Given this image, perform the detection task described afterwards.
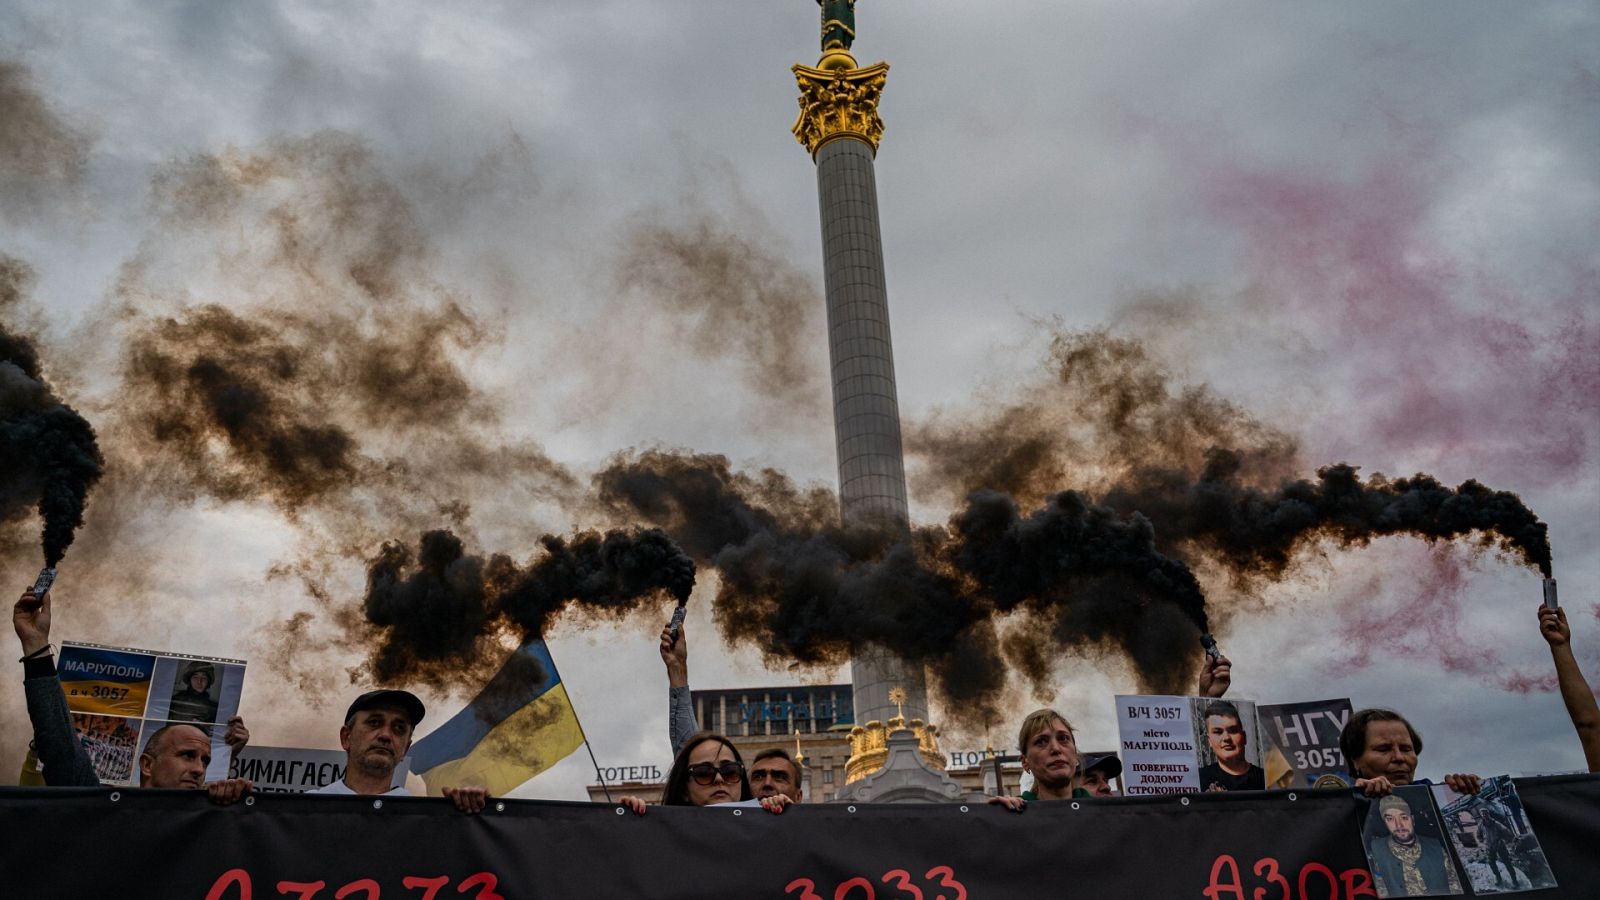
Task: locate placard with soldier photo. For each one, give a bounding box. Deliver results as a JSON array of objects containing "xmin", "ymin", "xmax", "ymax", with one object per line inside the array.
[
  {"xmin": 1361, "ymin": 784, "xmax": 1464, "ymax": 897},
  {"xmin": 144, "ymin": 654, "xmax": 245, "ymax": 726},
  {"xmin": 36, "ymin": 642, "xmax": 247, "ymax": 785},
  {"xmin": 1430, "ymin": 776, "xmax": 1557, "ymax": 894}
]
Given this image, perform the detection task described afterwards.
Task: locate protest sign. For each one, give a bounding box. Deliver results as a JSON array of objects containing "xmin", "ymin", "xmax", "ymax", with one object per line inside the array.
[
  {"xmin": 1116, "ymin": 694, "xmax": 1200, "ymax": 794},
  {"xmin": 1431, "ymin": 775, "xmax": 1557, "ymax": 894},
  {"xmin": 1361, "ymin": 784, "xmax": 1463, "ymax": 897},
  {"xmin": 229, "ymin": 746, "xmax": 410, "ymax": 794},
  {"xmin": 1258, "ymin": 698, "xmax": 1354, "ymax": 789},
  {"xmin": 56, "ymin": 644, "xmax": 154, "ymax": 717},
  {"xmin": 49, "ymin": 641, "xmax": 247, "ymax": 785},
  {"xmin": 1118, "ymin": 695, "xmax": 1265, "ymax": 794}
]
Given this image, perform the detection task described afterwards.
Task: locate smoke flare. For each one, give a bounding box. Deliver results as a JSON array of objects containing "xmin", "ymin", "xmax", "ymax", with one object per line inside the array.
[
  {"xmin": 0, "ymin": 255, "xmax": 104, "ymax": 566},
  {"xmin": 357, "ymin": 527, "xmax": 695, "ymax": 690},
  {"xmin": 1102, "ymin": 449, "xmax": 1553, "ymax": 579},
  {"xmin": 598, "ymin": 450, "xmax": 1214, "ymax": 726}
]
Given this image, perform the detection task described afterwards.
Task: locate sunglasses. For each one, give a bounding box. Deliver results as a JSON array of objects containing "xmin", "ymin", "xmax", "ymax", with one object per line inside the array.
[{"xmin": 687, "ymin": 761, "xmax": 745, "ymax": 785}]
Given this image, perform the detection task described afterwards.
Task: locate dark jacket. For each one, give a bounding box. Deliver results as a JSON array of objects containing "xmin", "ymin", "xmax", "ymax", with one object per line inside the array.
[{"xmin": 23, "ymin": 655, "xmax": 101, "ymax": 786}]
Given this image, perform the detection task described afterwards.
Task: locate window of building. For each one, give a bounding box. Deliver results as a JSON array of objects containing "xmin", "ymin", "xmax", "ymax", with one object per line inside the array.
[{"xmin": 824, "ymin": 768, "xmax": 834, "ymax": 784}]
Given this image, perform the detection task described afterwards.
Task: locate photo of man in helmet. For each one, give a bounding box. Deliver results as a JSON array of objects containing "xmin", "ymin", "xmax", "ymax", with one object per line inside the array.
[{"xmin": 168, "ymin": 659, "xmax": 220, "ymax": 724}]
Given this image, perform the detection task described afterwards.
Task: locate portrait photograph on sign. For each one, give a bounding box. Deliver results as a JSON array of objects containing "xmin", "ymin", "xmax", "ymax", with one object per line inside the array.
[
  {"xmin": 143, "ymin": 654, "xmax": 245, "ymax": 726},
  {"xmin": 1190, "ymin": 697, "xmax": 1264, "ymax": 792},
  {"xmin": 1361, "ymin": 784, "xmax": 1463, "ymax": 898},
  {"xmin": 1430, "ymin": 776, "xmax": 1557, "ymax": 894}
]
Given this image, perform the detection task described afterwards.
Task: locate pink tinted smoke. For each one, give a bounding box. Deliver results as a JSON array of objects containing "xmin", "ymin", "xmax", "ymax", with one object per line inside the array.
[
  {"xmin": 1192, "ymin": 120, "xmax": 1600, "ymax": 483},
  {"xmin": 1331, "ymin": 546, "xmax": 1555, "ymax": 694}
]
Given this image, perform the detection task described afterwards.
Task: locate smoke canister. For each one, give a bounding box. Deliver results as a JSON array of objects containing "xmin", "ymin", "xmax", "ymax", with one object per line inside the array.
[
  {"xmin": 668, "ymin": 602, "xmax": 687, "ymax": 640},
  {"xmin": 31, "ymin": 567, "xmax": 57, "ymax": 597},
  {"xmin": 1200, "ymin": 633, "xmax": 1220, "ymax": 661},
  {"xmin": 1543, "ymin": 578, "xmax": 1559, "ymax": 610}
]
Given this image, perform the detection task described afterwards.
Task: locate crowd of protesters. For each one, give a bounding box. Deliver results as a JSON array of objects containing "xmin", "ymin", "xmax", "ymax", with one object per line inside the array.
[{"xmin": 13, "ymin": 576, "xmax": 1599, "ymax": 814}]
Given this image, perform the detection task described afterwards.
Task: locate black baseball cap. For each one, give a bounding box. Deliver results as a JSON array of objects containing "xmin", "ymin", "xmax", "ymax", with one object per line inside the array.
[
  {"xmin": 1082, "ymin": 752, "xmax": 1122, "ymax": 780},
  {"xmin": 344, "ymin": 690, "xmax": 425, "ymax": 727}
]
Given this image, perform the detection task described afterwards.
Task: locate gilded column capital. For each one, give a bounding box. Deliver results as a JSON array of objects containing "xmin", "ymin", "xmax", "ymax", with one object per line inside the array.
[{"xmin": 791, "ymin": 61, "xmax": 889, "ymax": 158}]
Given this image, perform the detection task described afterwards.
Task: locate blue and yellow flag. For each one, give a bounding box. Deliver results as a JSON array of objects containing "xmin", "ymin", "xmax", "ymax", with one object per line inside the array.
[{"xmin": 408, "ymin": 639, "xmax": 585, "ymax": 797}]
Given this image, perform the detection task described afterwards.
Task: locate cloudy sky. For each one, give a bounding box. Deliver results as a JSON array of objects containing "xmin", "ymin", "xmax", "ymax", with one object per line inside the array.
[{"xmin": 2, "ymin": 1, "xmax": 1596, "ymax": 798}]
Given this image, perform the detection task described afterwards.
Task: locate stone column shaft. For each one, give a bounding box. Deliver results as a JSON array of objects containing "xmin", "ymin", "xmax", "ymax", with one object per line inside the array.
[{"xmin": 813, "ymin": 138, "xmax": 928, "ymax": 728}]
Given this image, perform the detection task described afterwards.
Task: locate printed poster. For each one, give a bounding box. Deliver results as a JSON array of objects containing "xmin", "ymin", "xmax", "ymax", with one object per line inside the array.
[
  {"xmin": 229, "ymin": 746, "xmax": 410, "ymax": 794},
  {"xmin": 1430, "ymin": 776, "xmax": 1557, "ymax": 894},
  {"xmin": 1116, "ymin": 695, "xmax": 1199, "ymax": 794},
  {"xmin": 48, "ymin": 641, "xmax": 246, "ymax": 786},
  {"xmin": 1258, "ymin": 698, "xmax": 1354, "ymax": 789},
  {"xmin": 1361, "ymin": 784, "xmax": 1464, "ymax": 897},
  {"xmin": 1117, "ymin": 695, "xmax": 1266, "ymax": 795}
]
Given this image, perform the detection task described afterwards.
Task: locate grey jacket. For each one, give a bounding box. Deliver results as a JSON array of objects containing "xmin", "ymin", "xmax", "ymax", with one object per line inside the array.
[
  {"xmin": 23, "ymin": 655, "xmax": 101, "ymax": 786},
  {"xmin": 669, "ymin": 685, "xmax": 699, "ymax": 756}
]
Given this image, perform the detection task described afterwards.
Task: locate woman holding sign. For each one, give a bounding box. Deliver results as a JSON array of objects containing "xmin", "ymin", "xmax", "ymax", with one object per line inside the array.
[{"xmin": 1339, "ymin": 709, "xmax": 1481, "ymax": 797}]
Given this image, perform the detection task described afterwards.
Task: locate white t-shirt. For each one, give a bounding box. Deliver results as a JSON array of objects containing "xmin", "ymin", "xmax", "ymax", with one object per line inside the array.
[{"xmin": 308, "ymin": 779, "xmax": 412, "ymax": 796}]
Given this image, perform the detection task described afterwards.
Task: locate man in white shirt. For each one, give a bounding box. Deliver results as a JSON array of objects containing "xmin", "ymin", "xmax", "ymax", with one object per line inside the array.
[{"xmin": 310, "ymin": 689, "xmax": 487, "ymax": 813}]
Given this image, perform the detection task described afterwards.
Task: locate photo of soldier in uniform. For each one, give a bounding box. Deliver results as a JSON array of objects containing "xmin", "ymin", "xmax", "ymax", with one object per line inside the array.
[
  {"xmin": 166, "ymin": 659, "xmax": 220, "ymax": 724},
  {"xmin": 1362, "ymin": 786, "xmax": 1463, "ymax": 897},
  {"xmin": 1431, "ymin": 776, "xmax": 1557, "ymax": 894}
]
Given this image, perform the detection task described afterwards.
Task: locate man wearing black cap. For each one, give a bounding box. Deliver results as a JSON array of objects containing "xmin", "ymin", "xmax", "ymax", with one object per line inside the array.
[
  {"xmin": 312, "ymin": 690, "xmax": 425, "ymax": 797},
  {"xmin": 311, "ymin": 690, "xmax": 489, "ymax": 813},
  {"xmin": 1079, "ymin": 752, "xmax": 1121, "ymax": 797}
]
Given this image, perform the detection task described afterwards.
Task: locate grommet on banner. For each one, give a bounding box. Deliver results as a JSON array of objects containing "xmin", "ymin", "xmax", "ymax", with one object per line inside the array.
[
  {"xmin": 1180, "ymin": 797, "xmax": 1190, "ymax": 806},
  {"xmin": 495, "ymin": 802, "xmax": 505, "ymax": 813},
  {"xmin": 1288, "ymin": 793, "xmax": 1298, "ymax": 802},
  {"xmin": 847, "ymin": 805, "xmax": 857, "ymax": 813},
  {"xmin": 615, "ymin": 807, "xmax": 625, "ymax": 815},
  {"xmin": 109, "ymin": 791, "xmax": 121, "ymax": 802},
  {"xmin": 244, "ymin": 796, "xmax": 255, "ymax": 807},
  {"xmin": 959, "ymin": 805, "xmax": 969, "ymax": 813},
  {"xmin": 373, "ymin": 799, "xmax": 383, "ymax": 810},
  {"xmin": 732, "ymin": 809, "xmax": 743, "ymax": 816},
  {"xmin": 1071, "ymin": 802, "xmax": 1081, "ymax": 810}
]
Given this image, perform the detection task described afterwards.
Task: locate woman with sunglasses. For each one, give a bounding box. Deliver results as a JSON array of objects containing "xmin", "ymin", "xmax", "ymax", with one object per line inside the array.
[{"xmin": 620, "ymin": 732, "xmax": 790, "ymax": 814}]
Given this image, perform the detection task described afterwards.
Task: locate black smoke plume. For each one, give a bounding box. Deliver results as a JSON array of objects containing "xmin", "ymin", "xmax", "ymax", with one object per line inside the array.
[
  {"xmin": 358, "ymin": 526, "xmax": 694, "ymax": 690},
  {"xmin": 1102, "ymin": 449, "xmax": 1553, "ymax": 579},
  {"xmin": 597, "ymin": 450, "xmax": 1212, "ymax": 727},
  {"xmin": 0, "ymin": 255, "xmax": 104, "ymax": 566},
  {"xmin": 124, "ymin": 305, "xmax": 362, "ymax": 509},
  {"xmin": 906, "ymin": 328, "xmax": 1302, "ymax": 511}
]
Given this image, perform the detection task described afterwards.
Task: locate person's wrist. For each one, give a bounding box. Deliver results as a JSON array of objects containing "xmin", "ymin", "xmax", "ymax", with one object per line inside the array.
[{"xmin": 18, "ymin": 636, "xmax": 49, "ymax": 658}]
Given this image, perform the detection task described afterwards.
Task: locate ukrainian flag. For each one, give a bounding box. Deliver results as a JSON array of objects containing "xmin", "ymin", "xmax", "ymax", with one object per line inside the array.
[{"xmin": 408, "ymin": 639, "xmax": 586, "ymax": 797}]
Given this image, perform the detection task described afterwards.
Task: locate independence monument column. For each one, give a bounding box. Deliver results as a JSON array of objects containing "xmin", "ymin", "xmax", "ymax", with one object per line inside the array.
[{"xmin": 792, "ymin": 2, "xmax": 931, "ymax": 741}]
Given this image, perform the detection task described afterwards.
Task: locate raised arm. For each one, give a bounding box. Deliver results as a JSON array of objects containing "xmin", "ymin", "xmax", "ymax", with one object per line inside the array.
[
  {"xmin": 662, "ymin": 622, "xmax": 698, "ymax": 756},
  {"xmin": 1540, "ymin": 603, "xmax": 1600, "ymax": 772},
  {"xmin": 15, "ymin": 587, "xmax": 100, "ymax": 786}
]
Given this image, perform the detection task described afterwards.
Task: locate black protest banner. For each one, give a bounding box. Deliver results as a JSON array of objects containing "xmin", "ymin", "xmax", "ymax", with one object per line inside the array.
[{"xmin": 0, "ymin": 776, "xmax": 1595, "ymax": 898}]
